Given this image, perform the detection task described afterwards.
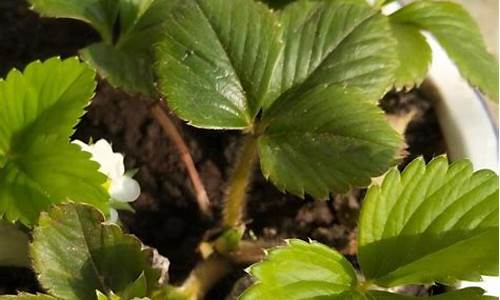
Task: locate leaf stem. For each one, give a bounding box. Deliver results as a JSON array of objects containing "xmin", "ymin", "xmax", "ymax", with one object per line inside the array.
[
  {"xmin": 172, "ymin": 239, "xmax": 280, "ymax": 299},
  {"xmin": 222, "ymin": 135, "xmax": 259, "ymax": 229},
  {"xmin": 171, "ymin": 254, "xmax": 232, "ymax": 300},
  {"xmin": 151, "ymin": 101, "xmax": 212, "ymax": 218}
]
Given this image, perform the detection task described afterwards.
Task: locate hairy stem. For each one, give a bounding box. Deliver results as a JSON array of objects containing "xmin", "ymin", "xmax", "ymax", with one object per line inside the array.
[
  {"xmin": 174, "ymin": 254, "xmax": 232, "ymax": 300},
  {"xmin": 151, "ymin": 101, "xmax": 211, "ymax": 218},
  {"xmin": 222, "ymin": 135, "xmax": 259, "ymax": 228},
  {"xmin": 174, "ymin": 239, "xmax": 281, "ymax": 299}
]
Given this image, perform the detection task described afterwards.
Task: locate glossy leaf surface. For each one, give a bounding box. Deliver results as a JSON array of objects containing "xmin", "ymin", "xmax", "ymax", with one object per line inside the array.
[{"xmin": 156, "ymin": 0, "xmax": 282, "ymax": 128}]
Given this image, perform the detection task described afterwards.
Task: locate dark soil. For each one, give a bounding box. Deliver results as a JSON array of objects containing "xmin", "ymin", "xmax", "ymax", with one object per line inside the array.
[{"xmin": 0, "ymin": 1, "xmax": 445, "ymax": 298}]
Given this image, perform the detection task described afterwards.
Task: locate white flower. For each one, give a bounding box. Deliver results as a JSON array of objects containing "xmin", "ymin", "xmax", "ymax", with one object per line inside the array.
[
  {"xmin": 73, "ymin": 139, "xmax": 140, "ymax": 222},
  {"xmin": 460, "ymin": 276, "xmax": 499, "ymax": 297}
]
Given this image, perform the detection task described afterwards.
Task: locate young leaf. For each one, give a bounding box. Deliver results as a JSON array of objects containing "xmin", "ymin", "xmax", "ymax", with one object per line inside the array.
[
  {"xmin": 389, "ymin": 22, "xmax": 432, "ymax": 90},
  {"xmin": 358, "ymin": 156, "xmax": 499, "ymax": 287},
  {"xmin": 369, "ymin": 288, "xmax": 496, "ymax": 300},
  {"xmin": 156, "ymin": 0, "xmax": 283, "ymax": 128},
  {"xmin": 0, "ymin": 58, "xmax": 109, "ymax": 225},
  {"xmin": 240, "ymin": 239, "xmax": 358, "ymax": 299},
  {"xmin": 31, "ymin": 203, "xmax": 160, "ymax": 300},
  {"xmin": 390, "ymin": 0, "xmax": 499, "ymax": 101}
]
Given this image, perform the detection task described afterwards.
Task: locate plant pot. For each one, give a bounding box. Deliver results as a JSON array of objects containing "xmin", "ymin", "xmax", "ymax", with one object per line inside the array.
[{"xmin": 422, "ymin": 39, "xmax": 498, "ymax": 171}]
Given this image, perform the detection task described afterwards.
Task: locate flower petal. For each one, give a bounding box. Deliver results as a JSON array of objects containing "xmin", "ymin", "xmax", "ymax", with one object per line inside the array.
[
  {"xmin": 92, "ymin": 139, "xmax": 125, "ymax": 178},
  {"xmin": 108, "ymin": 208, "xmax": 119, "ymax": 223},
  {"xmin": 109, "ymin": 175, "xmax": 141, "ymax": 203}
]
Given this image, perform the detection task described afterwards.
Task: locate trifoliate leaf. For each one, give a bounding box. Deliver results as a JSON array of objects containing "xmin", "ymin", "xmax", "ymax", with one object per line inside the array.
[
  {"xmin": 369, "ymin": 288, "xmax": 495, "ymax": 300},
  {"xmin": 240, "ymin": 239, "xmax": 358, "ymax": 300},
  {"xmin": 0, "ymin": 293, "xmax": 57, "ymax": 300},
  {"xmin": 156, "ymin": 0, "xmax": 401, "ymax": 196},
  {"xmin": 267, "ymin": 0, "xmax": 397, "ymax": 108},
  {"xmin": 259, "ymin": 86, "xmax": 402, "ymax": 197},
  {"xmin": 390, "ymin": 0, "xmax": 499, "ymax": 101},
  {"xmin": 0, "ymin": 58, "xmax": 109, "ymax": 225},
  {"xmin": 390, "ymin": 22, "xmax": 432, "ymax": 90},
  {"xmin": 359, "ymin": 156, "xmax": 499, "ymax": 287},
  {"xmin": 156, "ymin": 0, "xmax": 283, "ymax": 128},
  {"xmin": 31, "ymin": 203, "xmax": 159, "ymax": 300},
  {"xmin": 30, "ymin": 0, "xmax": 173, "ymax": 96}
]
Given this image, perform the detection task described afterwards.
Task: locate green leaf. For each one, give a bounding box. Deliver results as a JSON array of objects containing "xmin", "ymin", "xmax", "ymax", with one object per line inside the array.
[
  {"xmin": 28, "ymin": 0, "xmax": 119, "ymax": 44},
  {"xmin": 0, "ymin": 57, "xmax": 96, "ymax": 151},
  {"xmin": 0, "ymin": 58, "xmax": 109, "ymax": 225},
  {"xmin": 0, "ymin": 220, "xmax": 30, "ymax": 267},
  {"xmin": 80, "ymin": 43, "xmax": 155, "ymax": 95},
  {"xmin": 157, "ymin": 0, "xmax": 401, "ymax": 196},
  {"xmin": 0, "ymin": 293, "xmax": 57, "ymax": 300},
  {"xmin": 156, "ymin": 0, "xmax": 283, "ymax": 129},
  {"xmin": 31, "ymin": 203, "xmax": 159, "ymax": 300},
  {"xmin": 390, "ymin": 22, "xmax": 432, "ymax": 90},
  {"xmin": 240, "ymin": 239, "xmax": 358, "ymax": 300},
  {"xmin": 268, "ymin": 0, "xmax": 397, "ymax": 108},
  {"xmin": 30, "ymin": 0, "xmax": 173, "ymax": 96},
  {"xmin": 259, "ymin": 86, "xmax": 402, "ymax": 197},
  {"xmin": 84, "ymin": 0, "xmax": 175, "ymax": 95},
  {"xmin": 369, "ymin": 288, "xmax": 496, "ymax": 300},
  {"xmin": 390, "ymin": 0, "xmax": 499, "ymax": 101},
  {"xmin": 358, "ymin": 156, "xmax": 499, "ymax": 287}
]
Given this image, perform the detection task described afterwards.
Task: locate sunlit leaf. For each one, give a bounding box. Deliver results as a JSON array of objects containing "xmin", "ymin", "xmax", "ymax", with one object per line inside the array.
[
  {"xmin": 0, "ymin": 58, "xmax": 108, "ymax": 225},
  {"xmin": 359, "ymin": 156, "xmax": 499, "ymax": 287},
  {"xmin": 240, "ymin": 239, "xmax": 358, "ymax": 300}
]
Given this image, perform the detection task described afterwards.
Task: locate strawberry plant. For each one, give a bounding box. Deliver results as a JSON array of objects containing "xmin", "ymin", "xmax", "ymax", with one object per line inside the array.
[
  {"xmin": 154, "ymin": 0, "xmax": 498, "ymax": 238},
  {"xmin": 0, "ymin": 0, "xmax": 498, "ymax": 299}
]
